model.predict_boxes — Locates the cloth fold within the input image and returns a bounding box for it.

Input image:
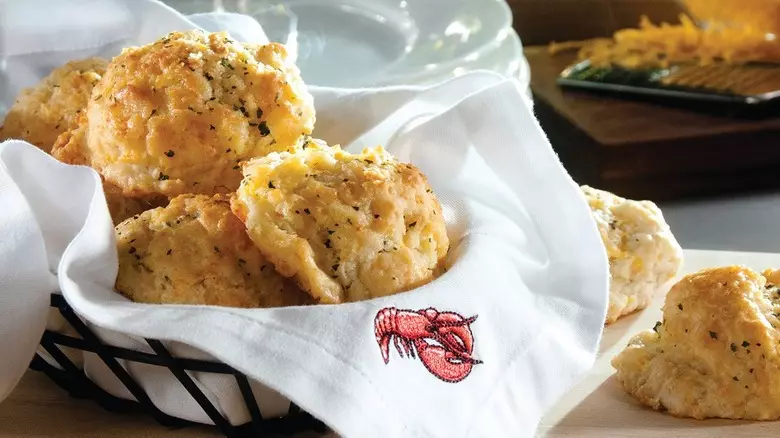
[0,1,608,436]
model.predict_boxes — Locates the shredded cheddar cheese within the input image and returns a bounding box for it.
[551,14,780,69]
[683,0,780,35]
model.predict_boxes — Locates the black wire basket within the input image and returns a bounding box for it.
[28,293,328,437]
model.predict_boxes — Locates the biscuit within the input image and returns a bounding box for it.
[103,180,167,225]
[53,30,315,198]
[231,140,449,304]
[0,57,107,152]
[582,186,683,324]
[613,266,780,420]
[115,194,312,308]
[53,117,166,224]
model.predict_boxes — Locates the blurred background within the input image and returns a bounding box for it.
[159,0,780,253]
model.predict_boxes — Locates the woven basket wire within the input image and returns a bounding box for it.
[29,293,327,438]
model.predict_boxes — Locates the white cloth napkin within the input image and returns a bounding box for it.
[0,1,609,436]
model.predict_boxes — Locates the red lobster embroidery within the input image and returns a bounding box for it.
[374,307,482,383]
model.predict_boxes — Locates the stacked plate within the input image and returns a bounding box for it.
[162,0,529,89]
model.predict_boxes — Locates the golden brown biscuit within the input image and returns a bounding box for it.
[103,180,167,225]
[51,113,89,165]
[231,140,449,304]
[0,57,107,152]
[53,118,166,224]
[52,30,315,198]
[612,266,780,420]
[115,194,312,308]
[582,186,683,324]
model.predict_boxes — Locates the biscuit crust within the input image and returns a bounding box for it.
[1,57,107,152]
[582,186,683,324]
[57,30,314,198]
[231,140,449,304]
[613,266,780,420]
[53,117,166,224]
[115,194,312,308]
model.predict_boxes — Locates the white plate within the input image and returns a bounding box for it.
[163,0,525,87]
[452,27,529,87]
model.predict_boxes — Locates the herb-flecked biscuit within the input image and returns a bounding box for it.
[613,266,780,420]
[231,140,449,304]
[115,194,312,308]
[52,30,315,198]
[53,117,166,225]
[0,57,108,152]
[582,185,683,324]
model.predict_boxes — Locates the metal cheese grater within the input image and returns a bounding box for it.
[557,60,780,117]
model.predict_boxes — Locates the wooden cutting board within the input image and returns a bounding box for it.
[525,46,780,202]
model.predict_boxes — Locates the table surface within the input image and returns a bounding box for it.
[3,250,780,437]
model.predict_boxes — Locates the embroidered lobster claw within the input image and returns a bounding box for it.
[374,307,481,383]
